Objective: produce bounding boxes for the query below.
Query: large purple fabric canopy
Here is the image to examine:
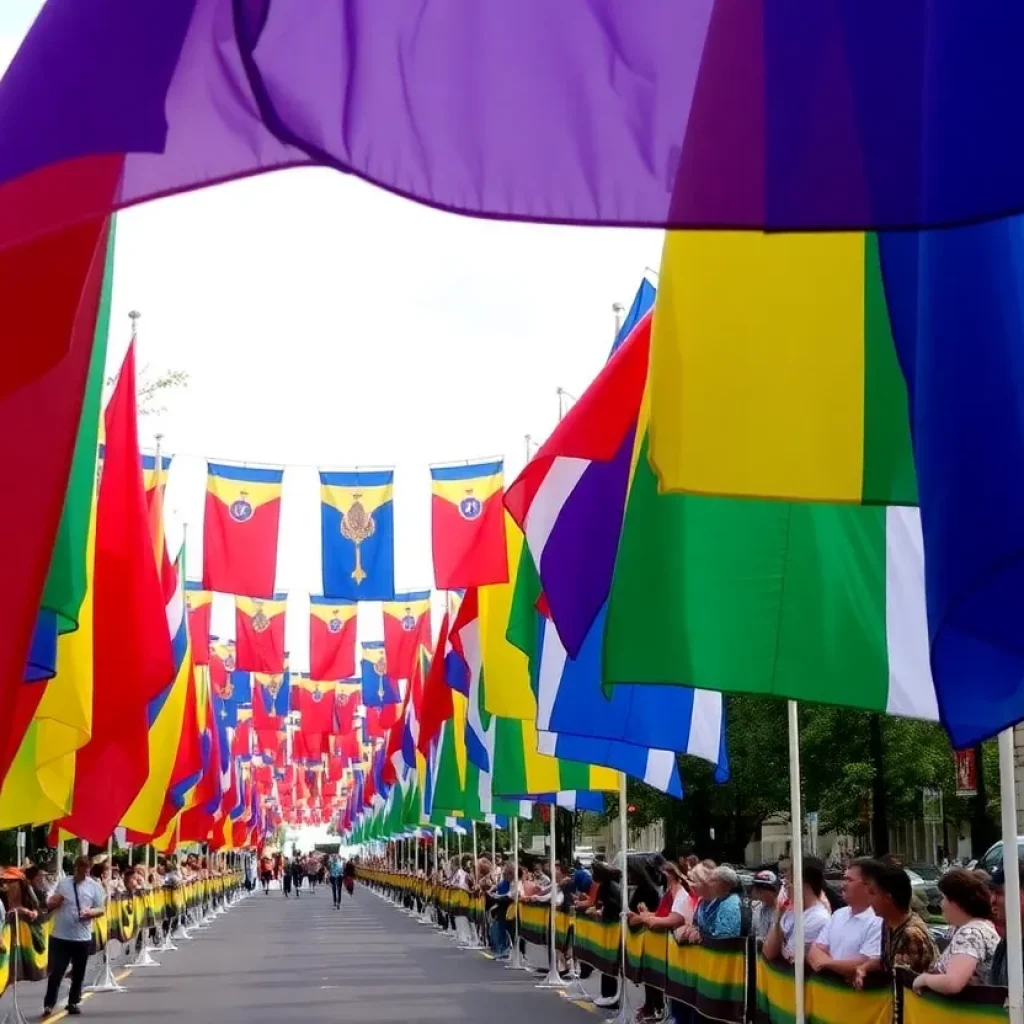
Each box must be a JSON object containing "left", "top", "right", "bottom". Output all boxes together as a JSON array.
[{"left": 1, "top": 0, "right": 1023, "bottom": 240}]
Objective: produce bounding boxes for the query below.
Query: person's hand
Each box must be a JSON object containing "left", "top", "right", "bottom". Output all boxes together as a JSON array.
[
  {"left": 22, "top": 909, "right": 38, "bottom": 922},
  {"left": 853, "top": 965, "right": 868, "bottom": 990},
  {"left": 911, "top": 973, "right": 929, "bottom": 994},
  {"left": 585, "top": 906, "right": 599, "bottom": 918}
]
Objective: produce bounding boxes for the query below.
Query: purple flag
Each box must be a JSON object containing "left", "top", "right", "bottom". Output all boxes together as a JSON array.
[{"left": 2, "top": 0, "right": 1024, "bottom": 245}]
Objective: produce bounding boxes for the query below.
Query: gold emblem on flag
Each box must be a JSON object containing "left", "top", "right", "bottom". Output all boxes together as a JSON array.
[
  {"left": 265, "top": 673, "right": 283, "bottom": 698},
  {"left": 401, "top": 606, "right": 416, "bottom": 631},
  {"left": 340, "top": 492, "right": 375, "bottom": 584},
  {"left": 251, "top": 600, "right": 270, "bottom": 633},
  {"left": 372, "top": 651, "right": 387, "bottom": 701}
]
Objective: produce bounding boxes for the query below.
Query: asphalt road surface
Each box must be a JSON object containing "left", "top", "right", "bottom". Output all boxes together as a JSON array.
[{"left": 2, "top": 882, "right": 639, "bottom": 1023}]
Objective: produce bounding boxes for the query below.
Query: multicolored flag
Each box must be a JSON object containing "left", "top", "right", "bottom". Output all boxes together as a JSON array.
[
  {"left": 361, "top": 641, "right": 399, "bottom": 707},
  {"left": 184, "top": 582, "right": 213, "bottom": 666},
  {"left": 416, "top": 616, "right": 454, "bottom": 756},
  {"left": 0, "top": 217, "right": 115, "bottom": 824},
  {"left": 141, "top": 451, "right": 172, "bottom": 515},
  {"left": 320, "top": 469, "right": 395, "bottom": 600},
  {"left": 0, "top": 211, "right": 113, "bottom": 780},
  {"left": 504, "top": 281, "right": 653, "bottom": 658},
  {"left": 383, "top": 590, "right": 431, "bottom": 684},
  {"left": 235, "top": 595, "right": 287, "bottom": 673},
  {"left": 647, "top": 232, "right": 916, "bottom": 507},
  {"left": 60, "top": 341, "right": 176, "bottom": 845},
  {"left": 203, "top": 463, "right": 283, "bottom": 598},
  {"left": 308, "top": 596, "right": 357, "bottom": 681},
  {"left": 430, "top": 460, "right": 508, "bottom": 589},
  {"left": 122, "top": 548, "right": 194, "bottom": 839},
  {"left": 605, "top": 439, "right": 940, "bottom": 726}
]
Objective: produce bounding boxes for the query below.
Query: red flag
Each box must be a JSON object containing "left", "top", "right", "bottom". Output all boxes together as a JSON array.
[
  {"left": 60, "top": 342, "right": 175, "bottom": 845},
  {"left": 430, "top": 460, "right": 508, "bottom": 588},
  {"left": 184, "top": 584, "right": 212, "bottom": 665},
  {"left": 235, "top": 595, "right": 286, "bottom": 673},
  {"left": 382, "top": 590, "right": 431, "bottom": 684},
  {"left": 308, "top": 597, "right": 357, "bottom": 680},
  {"left": 416, "top": 614, "right": 454, "bottom": 756}
]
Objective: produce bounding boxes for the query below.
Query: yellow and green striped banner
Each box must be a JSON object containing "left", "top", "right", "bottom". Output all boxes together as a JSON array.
[{"left": 666, "top": 937, "right": 747, "bottom": 1024}]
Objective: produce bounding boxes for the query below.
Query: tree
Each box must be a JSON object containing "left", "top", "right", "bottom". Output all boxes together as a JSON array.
[{"left": 105, "top": 364, "right": 189, "bottom": 416}]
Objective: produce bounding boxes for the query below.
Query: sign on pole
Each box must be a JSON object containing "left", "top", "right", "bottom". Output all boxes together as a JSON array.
[
  {"left": 955, "top": 749, "right": 979, "bottom": 797},
  {"left": 922, "top": 787, "right": 943, "bottom": 824}
]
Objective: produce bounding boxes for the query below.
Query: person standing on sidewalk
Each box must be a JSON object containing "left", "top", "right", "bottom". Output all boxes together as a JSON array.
[{"left": 43, "top": 856, "right": 106, "bottom": 1017}]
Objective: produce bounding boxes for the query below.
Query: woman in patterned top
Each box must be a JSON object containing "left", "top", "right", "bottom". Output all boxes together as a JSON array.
[{"left": 912, "top": 869, "right": 999, "bottom": 996}]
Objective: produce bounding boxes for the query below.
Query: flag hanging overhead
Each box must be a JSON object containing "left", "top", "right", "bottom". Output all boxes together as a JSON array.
[
  {"left": 141, "top": 452, "right": 172, "bottom": 515},
  {"left": 184, "top": 582, "right": 212, "bottom": 666},
  {"left": 203, "top": 463, "right": 283, "bottom": 598},
  {"left": 360, "top": 641, "right": 399, "bottom": 707},
  {"left": 430, "top": 460, "right": 508, "bottom": 589},
  {"left": 309, "top": 596, "right": 357, "bottom": 681},
  {"left": 383, "top": 590, "right": 431, "bottom": 684},
  {"left": 235, "top": 595, "right": 287, "bottom": 674},
  {"left": 320, "top": 469, "right": 395, "bottom": 601}
]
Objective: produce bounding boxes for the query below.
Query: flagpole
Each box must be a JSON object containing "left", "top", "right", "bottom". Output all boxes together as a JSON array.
[
  {"left": 87, "top": 833, "right": 127, "bottom": 992},
  {"left": 788, "top": 701, "right": 806, "bottom": 1024},
  {"left": 506, "top": 817, "right": 529, "bottom": 971},
  {"left": 612, "top": 301, "right": 625, "bottom": 342},
  {"left": 998, "top": 728, "right": 1024, "bottom": 1024},
  {"left": 537, "top": 803, "right": 568, "bottom": 988}
]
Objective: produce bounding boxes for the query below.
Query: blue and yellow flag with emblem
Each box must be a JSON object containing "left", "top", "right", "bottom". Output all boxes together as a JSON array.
[
  {"left": 319, "top": 469, "right": 395, "bottom": 601},
  {"left": 360, "top": 641, "right": 399, "bottom": 707}
]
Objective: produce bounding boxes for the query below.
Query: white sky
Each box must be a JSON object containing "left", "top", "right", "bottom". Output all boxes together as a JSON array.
[{"left": 2, "top": 4, "right": 662, "bottom": 671}]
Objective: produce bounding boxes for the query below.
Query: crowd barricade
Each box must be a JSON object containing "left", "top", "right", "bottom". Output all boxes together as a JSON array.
[
  {"left": 358, "top": 869, "right": 1014, "bottom": 1024},
  {"left": 0, "top": 872, "right": 244, "bottom": 996}
]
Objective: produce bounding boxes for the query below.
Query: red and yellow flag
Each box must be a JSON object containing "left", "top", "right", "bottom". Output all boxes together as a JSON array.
[
  {"left": 309, "top": 596, "right": 357, "bottom": 680},
  {"left": 430, "top": 459, "right": 508, "bottom": 589},
  {"left": 383, "top": 590, "right": 431, "bottom": 684},
  {"left": 203, "top": 463, "right": 282, "bottom": 598},
  {"left": 235, "top": 594, "right": 287, "bottom": 673}
]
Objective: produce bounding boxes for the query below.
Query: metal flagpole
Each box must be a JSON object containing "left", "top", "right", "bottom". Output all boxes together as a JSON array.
[
  {"left": 87, "top": 835, "right": 127, "bottom": 992},
  {"left": 537, "top": 804, "right": 568, "bottom": 988},
  {"left": 998, "top": 728, "right": 1024, "bottom": 1024},
  {"left": 492, "top": 823, "right": 497, "bottom": 866},
  {"left": 56, "top": 838, "right": 66, "bottom": 880},
  {"left": 612, "top": 301, "right": 625, "bottom": 342},
  {"left": 506, "top": 817, "right": 530, "bottom": 971},
  {"left": 788, "top": 701, "right": 806, "bottom": 1024},
  {"left": 2, "top": 909, "right": 32, "bottom": 1024},
  {"left": 608, "top": 774, "right": 633, "bottom": 1023}
]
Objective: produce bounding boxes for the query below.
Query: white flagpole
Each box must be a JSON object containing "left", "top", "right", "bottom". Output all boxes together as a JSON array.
[
  {"left": 537, "top": 804, "right": 568, "bottom": 988},
  {"left": 506, "top": 817, "right": 529, "bottom": 971},
  {"left": 998, "top": 728, "right": 1023, "bottom": 1024},
  {"left": 788, "top": 701, "right": 806, "bottom": 1024}
]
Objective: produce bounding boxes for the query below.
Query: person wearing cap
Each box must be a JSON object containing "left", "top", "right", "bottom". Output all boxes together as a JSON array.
[
  {"left": 986, "top": 860, "right": 1024, "bottom": 986},
  {"left": 43, "top": 855, "right": 106, "bottom": 1017},
  {"left": 807, "top": 858, "right": 882, "bottom": 980},
  {"left": 750, "top": 870, "right": 780, "bottom": 942}
]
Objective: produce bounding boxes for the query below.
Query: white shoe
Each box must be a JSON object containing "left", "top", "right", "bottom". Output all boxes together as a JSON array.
[{"left": 593, "top": 993, "right": 620, "bottom": 1009}]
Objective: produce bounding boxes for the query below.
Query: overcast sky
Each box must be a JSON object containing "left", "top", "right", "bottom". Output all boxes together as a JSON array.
[{"left": 2, "top": 3, "right": 663, "bottom": 670}]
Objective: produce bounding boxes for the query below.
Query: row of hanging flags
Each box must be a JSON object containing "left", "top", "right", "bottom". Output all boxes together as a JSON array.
[{"left": 204, "top": 458, "right": 508, "bottom": 602}]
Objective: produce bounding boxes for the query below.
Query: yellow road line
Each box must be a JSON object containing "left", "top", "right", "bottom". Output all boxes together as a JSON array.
[{"left": 43, "top": 967, "right": 134, "bottom": 1023}]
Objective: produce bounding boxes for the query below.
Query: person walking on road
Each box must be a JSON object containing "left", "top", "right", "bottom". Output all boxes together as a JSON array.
[
  {"left": 43, "top": 856, "right": 106, "bottom": 1017},
  {"left": 329, "top": 854, "right": 344, "bottom": 909}
]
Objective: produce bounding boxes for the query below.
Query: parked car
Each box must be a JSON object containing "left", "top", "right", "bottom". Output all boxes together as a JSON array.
[
  {"left": 975, "top": 838, "right": 1024, "bottom": 877},
  {"left": 903, "top": 866, "right": 943, "bottom": 919}
]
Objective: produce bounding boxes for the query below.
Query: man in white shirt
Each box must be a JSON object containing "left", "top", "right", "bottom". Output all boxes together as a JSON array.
[
  {"left": 43, "top": 856, "right": 106, "bottom": 1017},
  {"left": 807, "top": 859, "right": 882, "bottom": 980},
  {"left": 764, "top": 857, "right": 831, "bottom": 962}
]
